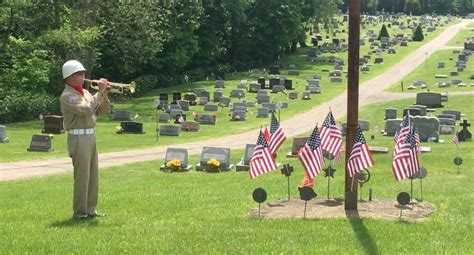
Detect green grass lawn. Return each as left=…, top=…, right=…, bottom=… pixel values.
left=0, top=18, right=461, bottom=163
left=386, top=48, right=474, bottom=93
left=446, top=27, right=474, bottom=46
left=1, top=94, right=472, bottom=254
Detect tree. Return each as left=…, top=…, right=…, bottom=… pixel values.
left=405, top=0, right=422, bottom=15
left=413, top=25, right=424, bottom=41
left=378, top=24, right=390, bottom=40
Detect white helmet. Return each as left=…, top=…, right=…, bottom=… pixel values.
left=62, top=60, right=86, bottom=79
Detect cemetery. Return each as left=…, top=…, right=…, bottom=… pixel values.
left=0, top=2, right=473, bottom=254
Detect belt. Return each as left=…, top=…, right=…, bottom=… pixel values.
left=68, top=128, right=95, bottom=135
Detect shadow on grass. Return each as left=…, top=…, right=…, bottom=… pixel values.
left=48, top=218, right=99, bottom=228
left=346, top=211, right=379, bottom=255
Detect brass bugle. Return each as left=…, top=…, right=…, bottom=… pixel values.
left=85, top=79, right=136, bottom=94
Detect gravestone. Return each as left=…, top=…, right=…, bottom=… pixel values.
left=170, top=109, right=183, bottom=119
left=359, top=120, right=370, bottom=131
left=197, top=113, right=216, bottom=125
left=256, top=95, right=270, bottom=104
left=261, top=103, right=276, bottom=112
left=272, top=85, right=285, bottom=93
left=374, top=57, right=384, bottom=64
left=438, top=118, right=455, bottom=126
left=215, top=80, right=225, bottom=88
left=287, top=137, right=309, bottom=157
left=196, top=146, right=233, bottom=171
left=172, top=92, right=182, bottom=103
left=27, top=135, right=53, bottom=152
left=437, top=62, right=445, bottom=68
left=158, top=112, right=170, bottom=123
left=437, top=114, right=456, bottom=121
left=114, top=110, right=132, bottom=121
left=439, top=125, right=455, bottom=135
left=257, top=107, right=269, bottom=118
left=232, top=102, right=247, bottom=111
left=183, top=93, right=197, bottom=105
left=159, top=125, right=180, bottom=136
left=236, top=144, right=257, bottom=171
left=410, top=116, right=440, bottom=141
left=204, top=104, right=218, bottom=112
left=219, top=97, right=231, bottom=107
left=306, top=85, right=321, bottom=94
left=288, top=91, right=298, bottom=100
left=257, top=77, right=266, bottom=88
left=457, top=120, right=471, bottom=141
left=180, top=121, right=200, bottom=132
left=192, top=88, right=207, bottom=97
left=403, top=108, right=422, bottom=117
left=0, top=125, right=9, bottom=143
left=230, top=89, right=245, bottom=99
left=120, top=121, right=144, bottom=134
left=383, top=119, right=403, bottom=136
left=160, top=148, right=192, bottom=171
left=302, top=92, right=311, bottom=100
left=385, top=108, right=397, bottom=120
left=410, top=105, right=427, bottom=116
left=330, top=77, right=343, bottom=83
left=231, top=110, right=247, bottom=121
left=178, top=100, right=190, bottom=111
left=442, top=110, right=461, bottom=120
left=42, top=115, right=64, bottom=134
left=213, top=91, right=223, bottom=102
left=415, top=92, right=443, bottom=108
left=198, top=97, right=208, bottom=105
left=284, top=79, right=293, bottom=90
left=249, top=82, right=261, bottom=93
left=269, top=65, right=280, bottom=75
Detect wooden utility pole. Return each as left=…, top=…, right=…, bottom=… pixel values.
left=345, top=0, right=361, bottom=210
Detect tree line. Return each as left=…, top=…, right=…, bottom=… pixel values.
left=0, top=0, right=472, bottom=123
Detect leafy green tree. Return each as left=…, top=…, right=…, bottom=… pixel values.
left=405, top=0, right=422, bottom=15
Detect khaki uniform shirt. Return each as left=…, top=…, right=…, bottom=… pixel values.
left=60, top=85, right=110, bottom=130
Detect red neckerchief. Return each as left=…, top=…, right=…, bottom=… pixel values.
left=67, top=83, right=84, bottom=96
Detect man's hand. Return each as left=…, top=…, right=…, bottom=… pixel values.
left=98, top=78, right=110, bottom=94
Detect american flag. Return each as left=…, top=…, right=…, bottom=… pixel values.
left=453, top=132, right=460, bottom=150
left=298, top=126, right=324, bottom=179
left=320, top=110, right=343, bottom=157
left=347, top=126, right=374, bottom=177
left=268, top=112, right=286, bottom=154
left=391, top=128, right=421, bottom=181
left=394, top=114, right=410, bottom=143
left=393, top=115, right=411, bottom=155
left=249, top=129, right=277, bottom=179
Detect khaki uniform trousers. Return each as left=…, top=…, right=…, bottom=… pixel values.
left=68, top=133, right=99, bottom=217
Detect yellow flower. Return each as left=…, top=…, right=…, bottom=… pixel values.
left=166, top=159, right=182, bottom=169
left=207, top=159, right=220, bottom=167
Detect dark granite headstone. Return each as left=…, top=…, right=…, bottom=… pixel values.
left=27, top=135, right=53, bottom=152
left=120, top=121, right=144, bottom=134
left=196, top=146, right=233, bottom=171
left=180, top=121, right=200, bottom=132
left=236, top=144, right=257, bottom=171
left=288, top=137, right=309, bottom=156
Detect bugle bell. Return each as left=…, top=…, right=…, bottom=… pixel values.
left=85, top=79, right=136, bottom=94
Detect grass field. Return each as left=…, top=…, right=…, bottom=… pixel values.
left=0, top=17, right=461, bottom=163
left=1, top=94, right=472, bottom=254
left=386, top=49, right=474, bottom=93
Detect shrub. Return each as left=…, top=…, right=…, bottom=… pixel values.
left=0, top=90, right=60, bottom=123
left=413, top=25, right=424, bottom=41
left=378, top=24, right=390, bottom=40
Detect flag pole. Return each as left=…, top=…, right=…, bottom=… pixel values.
left=345, top=0, right=361, bottom=210
left=327, top=158, right=332, bottom=200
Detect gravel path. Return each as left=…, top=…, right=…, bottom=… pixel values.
left=1, top=19, right=472, bottom=181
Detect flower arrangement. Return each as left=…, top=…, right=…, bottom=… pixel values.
left=166, top=159, right=182, bottom=171
left=206, top=158, right=221, bottom=173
